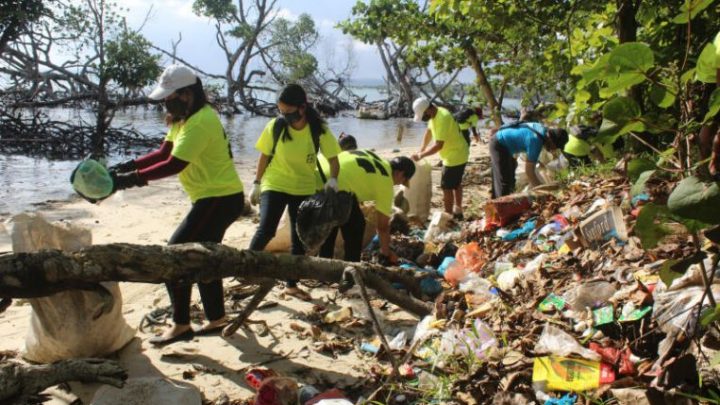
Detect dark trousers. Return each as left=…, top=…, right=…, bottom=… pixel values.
left=167, top=192, right=244, bottom=325
left=319, top=196, right=365, bottom=262
left=248, top=190, right=309, bottom=288
left=489, top=135, right=518, bottom=199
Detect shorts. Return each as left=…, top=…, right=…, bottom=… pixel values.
left=441, top=163, right=466, bottom=190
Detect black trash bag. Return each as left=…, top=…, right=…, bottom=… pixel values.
left=296, top=189, right=354, bottom=252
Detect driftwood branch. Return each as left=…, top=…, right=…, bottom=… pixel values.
left=0, top=359, right=126, bottom=403
left=0, top=243, right=433, bottom=317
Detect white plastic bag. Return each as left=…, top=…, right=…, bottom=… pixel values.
left=404, top=159, right=432, bottom=222
left=534, top=323, right=600, bottom=361
left=9, top=213, right=135, bottom=363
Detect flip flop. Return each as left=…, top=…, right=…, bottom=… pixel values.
left=148, top=329, right=194, bottom=346
left=192, top=322, right=229, bottom=336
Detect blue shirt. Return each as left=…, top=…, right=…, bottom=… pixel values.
left=496, top=122, right=546, bottom=162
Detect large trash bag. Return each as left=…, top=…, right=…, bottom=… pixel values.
left=296, top=189, right=354, bottom=252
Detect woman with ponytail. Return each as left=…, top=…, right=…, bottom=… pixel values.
left=248, top=84, right=341, bottom=300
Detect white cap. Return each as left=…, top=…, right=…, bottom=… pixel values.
left=148, top=65, right=197, bottom=100
left=412, top=97, right=430, bottom=122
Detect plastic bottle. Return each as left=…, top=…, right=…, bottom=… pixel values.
left=323, top=307, right=353, bottom=324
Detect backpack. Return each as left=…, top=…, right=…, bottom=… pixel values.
left=270, top=117, right=327, bottom=183
left=453, top=108, right=476, bottom=124
left=570, top=125, right=598, bottom=141
left=499, top=120, right=544, bottom=140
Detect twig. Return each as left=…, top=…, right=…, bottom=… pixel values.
left=222, top=279, right=276, bottom=337
left=345, top=266, right=400, bottom=378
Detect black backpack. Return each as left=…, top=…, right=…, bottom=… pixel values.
left=499, top=120, right=544, bottom=140
left=270, top=117, right=327, bottom=183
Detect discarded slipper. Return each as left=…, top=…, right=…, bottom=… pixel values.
left=192, top=322, right=229, bottom=336
left=148, top=329, right=194, bottom=346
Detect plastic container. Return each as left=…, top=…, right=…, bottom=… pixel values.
left=71, top=159, right=114, bottom=200
left=404, top=159, right=432, bottom=222
left=532, top=356, right=615, bottom=392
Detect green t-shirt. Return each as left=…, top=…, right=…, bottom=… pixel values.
left=165, top=105, right=243, bottom=203
left=428, top=107, right=469, bottom=166
left=319, top=150, right=394, bottom=217
left=458, top=113, right=480, bottom=131
left=256, top=118, right=341, bottom=196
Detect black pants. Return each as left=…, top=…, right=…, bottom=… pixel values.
left=489, top=135, right=518, bottom=199
left=318, top=195, right=365, bottom=262
left=248, top=190, right=309, bottom=288
left=167, top=192, right=244, bottom=325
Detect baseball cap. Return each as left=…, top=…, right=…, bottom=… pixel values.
left=412, top=97, right=430, bottom=122
left=391, top=156, right=416, bottom=187
left=148, top=65, right=197, bottom=100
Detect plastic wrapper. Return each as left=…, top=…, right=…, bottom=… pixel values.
left=296, top=190, right=354, bottom=252
left=534, top=323, right=600, bottom=361
left=532, top=356, right=615, bottom=392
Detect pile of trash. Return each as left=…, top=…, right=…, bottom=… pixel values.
left=350, top=174, right=720, bottom=404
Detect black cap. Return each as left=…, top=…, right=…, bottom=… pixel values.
left=338, top=133, right=358, bottom=151
left=547, top=128, right=569, bottom=150
left=390, top=156, right=416, bottom=187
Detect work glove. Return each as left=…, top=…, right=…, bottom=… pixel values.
left=108, top=159, right=137, bottom=174
left=111, top=171, right=147, bottom=192
left=250, top=182, right=261, bottom=206
left=325, top=177, right=338, bottom=192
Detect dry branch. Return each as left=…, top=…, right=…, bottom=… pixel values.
left=0, top=358, right=126, bottom=404
left=0, top=243, right=433, bottom=317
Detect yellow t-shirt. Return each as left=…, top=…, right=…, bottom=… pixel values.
left=319, top=150, right=394, bottom=217
left=165, top=105, right=243, bottom=203
left=428, top=107, right=469, bottom=166
left=714, top=31, right=720, bottom=68
left=458, top=113, right=479, bottom=131
left=256, top=118, right=341, bottom=196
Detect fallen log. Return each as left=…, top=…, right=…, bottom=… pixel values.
left=0, top=358, right=126, bottom=404
left=0, top=243, right=433, bottom=317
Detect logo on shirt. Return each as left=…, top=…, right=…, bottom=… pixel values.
left=306, top=154, right=315, bottom=164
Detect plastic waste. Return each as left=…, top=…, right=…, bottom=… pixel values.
left=494, top=261, right=514, bottom=276
left=502, top=219, right=537, bottom=241
left=305, top=389, right=350, bottom=405
left=255, top=377, right=298, bottom=405
left=578, top=206, right=628, bottom=248
left=323, top=307, right=353, bottom=324
left=455, top=242, right=485, bottom=273
left=299, top=385, right=321, bottom=404
left=564, top=280, right=616, bottom=312
left=439, top=318, right=497, bottom=359
left=458, top=273, right=494, bottom=299
left=297, top=190, right=354, bottom=251
left=360, top=342, right=379, bottom=354
left=388, top=331, right=407, bottom=351
left=245, top=368, right=278, bottom=390
left=424, top=211, right=453, bottom=242
left=443, top=260, right=469, bottom=286
left=420, top=277, right=443, bottom=297
left=544, top=393, right=577, bottom=405
left=411, top=315, right=440, bottom=347
left=71, top=159, right=114, bottom=201
left=538, top=293, right=566, bottom=312
left=497, top=269, right=521, bottom=290
left=524, top=254, right=547, bottom=273
left=532, top=356, right=615, bottom=392
left=437, top=256, right=456, bottom=276
left=534, top=323, right=601, bottom=361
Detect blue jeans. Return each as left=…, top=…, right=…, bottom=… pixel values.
left=249, top=190, right=310, bottom=288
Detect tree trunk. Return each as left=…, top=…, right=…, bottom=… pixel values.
left=0, top=243, right=433, bottom=317
left=0, top=359, right=126, bottom=403
left=464, top=45, right=502, bottom=127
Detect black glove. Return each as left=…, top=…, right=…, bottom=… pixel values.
left=111, top=171, right=148, bottom=192
left=108, top=159, right=137, bottom=174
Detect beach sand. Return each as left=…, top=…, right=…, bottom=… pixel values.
left=0, top=142, right=489, bottom=404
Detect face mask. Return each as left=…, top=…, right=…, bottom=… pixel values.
left=165, top=98, right=187, bottom=118
left=282, top=110, right=302, bottom=124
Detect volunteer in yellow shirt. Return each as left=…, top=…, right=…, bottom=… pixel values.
left=563, top=125, right=615, bottom=167
left=109, top=65, right=244, bottom=345
left=317, top=149, right=415, bottom=264
left=248, top=84, right=341, bottom=301
left=411, top=97, right=470, bottom=219
left=456, top=107, right=483, bottom=144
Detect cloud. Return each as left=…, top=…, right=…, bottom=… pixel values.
left=273, top=7, right=299, bottom=21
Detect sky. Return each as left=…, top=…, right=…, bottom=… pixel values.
left=121, top=0, right=383, bottom=82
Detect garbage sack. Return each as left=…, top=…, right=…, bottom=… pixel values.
left=92, top=377, right=202, bottom=405
left=9, top=213, right=134, bottom=363
left=534, top=323, right=600, bottom=361
left=71, top=159, right=114, bottom=201
left=296, top=190, right=354, bottom=252
left=404, top=159, right=432, bottom=222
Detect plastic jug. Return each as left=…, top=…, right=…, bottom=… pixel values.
left=404, top=159, right=432, bottom=222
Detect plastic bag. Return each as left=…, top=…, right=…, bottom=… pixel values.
left=70, top=159, right=114, bottom=201
left=455, top=242, right=485, bottom=274
left=9, top=213, right=135, bottom=363
left=534, top=323, right=600, bottom=361
left=564, top=280, right=616, bottom=312
left=533, top=356, right=615, bottom=392
left=296, top=190, right=354, bottom=252
left=404, top=159, right=432, bottom=222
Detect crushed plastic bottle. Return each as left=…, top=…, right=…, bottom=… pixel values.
left=324, top=307, right=353, bottom=324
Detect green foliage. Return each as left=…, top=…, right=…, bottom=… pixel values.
left=105, top=30, right=160, bottom=89
left=635, top=203, right=671, bottom=249
left=192, top=0, right=236, bottom=22
left=667, top=176, right=720, bottom=225
left=704, top=88, right=720, bottom=122
left=627, top=158, right=657, bottom=182
left=696, top=43, right=719, bottom=83
left=268, top=13, right=319, bottom=82
left=631, top=170, right=656, bottom=196
left=0, top=0, right=45, bottom=51
left=659, top=259, right=685, bottom=286
left=671, top=0, right=716, bottom=24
